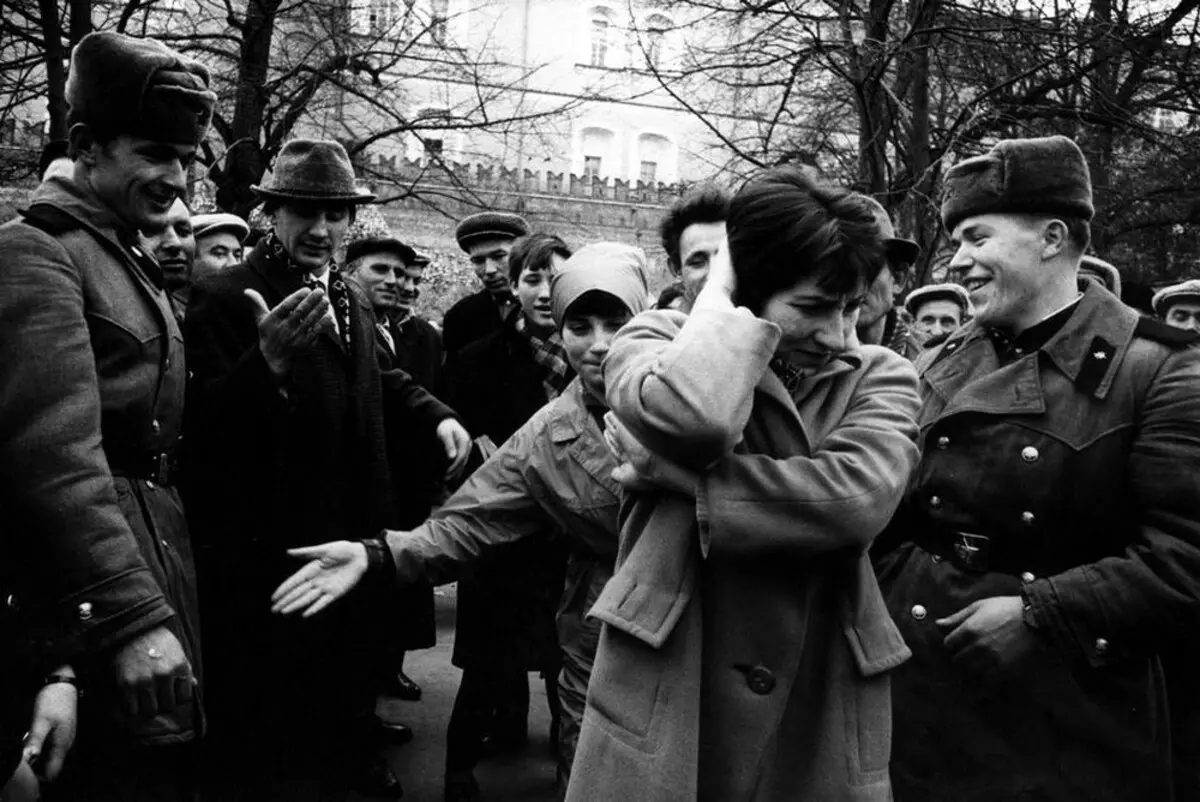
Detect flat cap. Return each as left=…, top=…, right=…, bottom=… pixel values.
left=1152, top=279, right=1200, bottom=317
left=67, top=32, right=215, bottom=146
left=1078, top=255, right=1122, bottom=297
left=941, top=135, right=1094, bottom=233
left=905, top=283, right=971, bottom=317
left=345, top=236, right=417, bottom=266
left=455, top=212, right=529, bottom=252
left=853, top=195, right=920, bottom=266
left=191, top=212, right=249, bottom=242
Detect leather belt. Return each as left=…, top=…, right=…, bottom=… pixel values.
left=108, top=451, right=175, bottom=487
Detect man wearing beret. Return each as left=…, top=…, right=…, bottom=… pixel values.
left=1153, top=278, right=1200, bottom=334
left=0, top=31, right=211, bottom=801
left=182, top=138, right=470, bottom=799
left=874, top=135, right=1200, bottom=800
left=442, top=211, right=529, bottom=356
left=190, top=212, right=248, bottom=286
left=904, top=282, right=970, bottom=347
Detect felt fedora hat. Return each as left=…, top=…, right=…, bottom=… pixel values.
left=252, top=139, right=376, bottom=205
left=853, top=195, right=921, bottom=266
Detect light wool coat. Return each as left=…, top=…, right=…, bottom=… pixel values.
left=567, top=307, right=921, bottom=801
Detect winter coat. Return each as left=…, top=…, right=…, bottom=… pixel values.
left=874, top=282, right=1200, bottom=801
left=441, top=317, right=570, bottom=672
left=386, top=376, right=621, bottom=762
left=568, top=307, right=921, bottom=802
left=181, top=240, right=454, bottom=762
left=442, top=289, right=513, bottom=357
left=0, top=175, right=200, bottom=746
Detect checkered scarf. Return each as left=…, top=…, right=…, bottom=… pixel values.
left=514, top=314, right=572, bottom=401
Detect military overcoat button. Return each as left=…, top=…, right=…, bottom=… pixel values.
left=146, top=480, right=156, bottom=490
left=936, top=436, right=950, bottom=450
left=911, top=604, right=928, bottom=621
left=745, top=665, right=776, bottom=695
left=1021, top=572, right=1035, bottom=583
left=1094, top=637, right=1109, bottom=655
left=151, top=419, right=161, bottom=435
left=929, top=496, right=943, bottom=509
left=930, top=554, right=943, bottom=564
left=1021, top=446, right=1040, bottom=463
left=5, top=594, right=16, bottom=609
left=78, top=602, right=93, bottom=621
left=1021, top=511, right=1036, bottom=525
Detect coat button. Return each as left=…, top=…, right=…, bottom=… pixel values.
left=930, top=554, right=942, bottom=564
left=1021, top=446, right=1040, bottom=463
left=936, top=436, right=950, bottom=450
left=78, top=602, right=93, bottom=621
left=745, top=665, right=776, bottom=695
left=1021, top=511, right=1035, bottom=525
left=929, top=495, right=943, bottom=509
left=5, top=594, right=16, bottom=610
left=151, top=419, right=161, bottom=435
left=146, top=480, right=156, bottom=490
left=911, top=604, right=928, bottom=621
left=1021, top=571, right=1035, bottom=583
left=1094, top=637, right=1109, bottom=655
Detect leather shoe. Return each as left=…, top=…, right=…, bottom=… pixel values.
left=355, top=757, right=404, bottom=799
left=376, top=720, right=414, bottom=746
left=382, top=670, right=422, bottom=701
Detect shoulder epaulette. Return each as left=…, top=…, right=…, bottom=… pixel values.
left=20, top=203, right=81, bottom=237
left=1135, top=315, right=1200, bottom=348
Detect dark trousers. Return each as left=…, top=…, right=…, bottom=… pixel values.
left=445, top=665, right=528, bottom=775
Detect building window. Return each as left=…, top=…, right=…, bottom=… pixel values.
left=590, top=18, right=609, bottom=67
left=644, top=14, right=670, bottom=69
left=424, top=138, right=444, bottom=161
left=584, top=155, right=602, bottom=181
left=639, top=160, right=657, bottom=185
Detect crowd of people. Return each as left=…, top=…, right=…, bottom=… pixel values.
left=3, top=29, right=1200, bottom=802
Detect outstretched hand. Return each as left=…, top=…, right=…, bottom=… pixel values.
left=245, top=287, right=330, bottom=379
left=270, top=541, right=369, bottom=617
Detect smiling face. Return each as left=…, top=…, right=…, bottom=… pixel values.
left=192, top=230, right=243, bottom=284
left=467, top=236, right=516, bottom=299
left=82, top=133, right=197, bottom=232
left=913, top=298, right=964, bottom=339
left=513, top=253, right=566, bottom=332
left=347, top=250, right=408, bottom=313
left=948, top=213, right=1067, bottom=333
left=140, top=197, right=195, bottom=291
left=274, top=202, right=351, bottom=273
left=759, top=272, right=866, bottom=371
left=677, top=221, right=726, bottom=308
left=561, top=293, right=634, bottom=403
left=1165, top=300, right=1200, bottom=333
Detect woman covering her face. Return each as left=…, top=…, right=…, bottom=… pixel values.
left=566, top=169, right=923, bottom=801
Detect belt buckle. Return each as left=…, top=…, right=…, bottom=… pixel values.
left=953, top=532, right=991, bottom=571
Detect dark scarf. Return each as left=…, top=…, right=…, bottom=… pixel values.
left=514, top=314, right=572, bottom=401
left=265, top=230, right=354, bottom=358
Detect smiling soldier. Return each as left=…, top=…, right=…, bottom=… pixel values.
left=875, top=135, right=1200, bottom=802
left=0, top=31, right=212, bottom=801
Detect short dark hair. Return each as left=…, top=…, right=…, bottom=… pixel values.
left=507, top=232, right=571, bottom=284
left=659, top=185, right=731, bottom=275
left=727, top=168, right=887, bottom=315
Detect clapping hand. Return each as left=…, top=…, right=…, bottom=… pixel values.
left=271, top=541, right=369, bottom=617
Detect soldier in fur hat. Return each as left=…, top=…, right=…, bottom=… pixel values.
left=0, top=31, right=213, bottom=801
left=875, top=135, right=1200, bottom=801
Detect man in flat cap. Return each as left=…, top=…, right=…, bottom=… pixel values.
left=183, top=139, right=469, bottom=799
left=852, top=195, right=925, bottom=359
left=874, top=134, right=1200, bottom=801
left=190, top=211, right=248, bottom=286
left=0, top=31, right=212, bottom=801
left=904, top=282, right=970, bottom=347
left=1153, top=278, right=1200, bottom=334
left=442, top=210, right=529, bottom=356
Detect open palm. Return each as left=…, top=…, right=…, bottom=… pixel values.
left=270, top=541, right=368, bottom=617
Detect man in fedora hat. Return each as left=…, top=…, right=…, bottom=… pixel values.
left=182, top=138, right=470, bottom=799
left=0, top=31, right=210, bottom=801
left=852, top=195, right=923, bottom=359
left=874, top=135, right=1200, bottom=801
left=442, top=210, right=530, bottom=356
